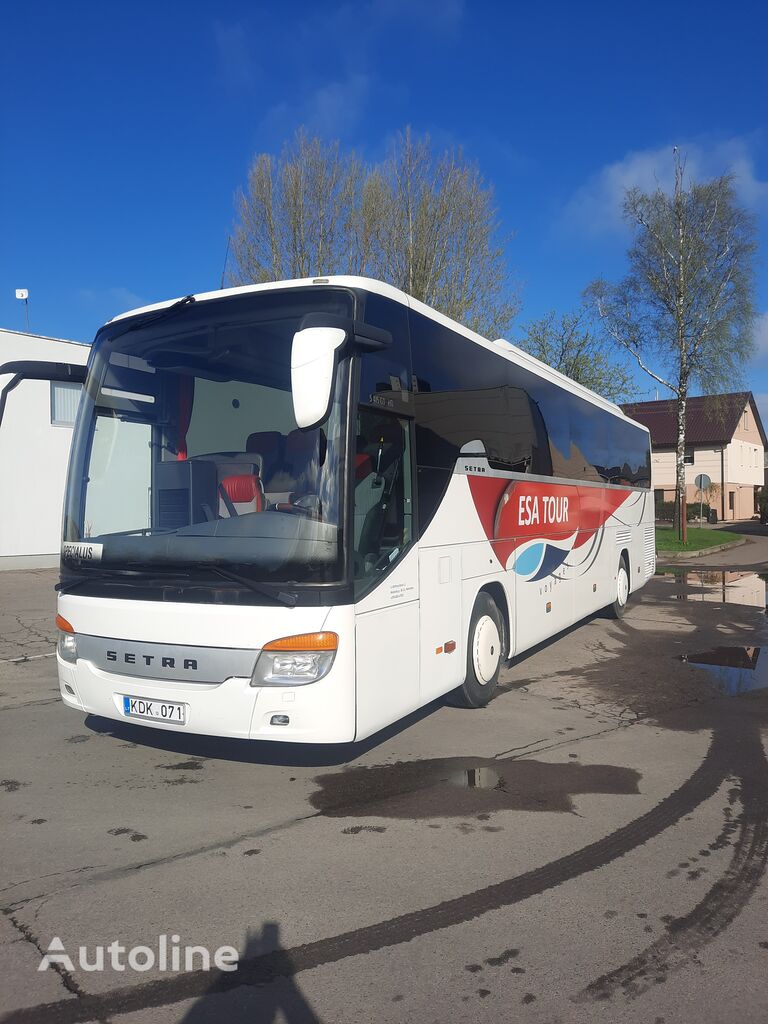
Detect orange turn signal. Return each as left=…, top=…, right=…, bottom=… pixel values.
left=55, top=614, right=74, bottom=634
left=263, top=632, right=338, bottom=652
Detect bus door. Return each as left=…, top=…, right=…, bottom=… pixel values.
left=352, top=409, right=420, bottom=739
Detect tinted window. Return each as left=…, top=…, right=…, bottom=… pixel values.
left=409, top=312, right=551, bottom=475
left=358, top=292, right=412, bottom=414
left=409, top=309, right=650, bottom=486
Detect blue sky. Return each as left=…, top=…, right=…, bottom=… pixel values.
left=2, top=0, right=766, bottom=409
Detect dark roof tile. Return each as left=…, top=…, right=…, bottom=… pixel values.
left=622, top=392, right=766, bottom=447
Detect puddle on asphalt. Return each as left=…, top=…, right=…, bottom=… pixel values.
left=310, top=757, right=641, bottom=819
left=655, top=570, right=768, bottom=609
left=450, top=767, right=504, bottom=790
left=682, top=646, right=768, bottom=696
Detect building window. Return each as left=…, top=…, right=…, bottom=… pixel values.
left=684, top=448, right=694, bottom=465
left=744, top=410, right=749, bottom=430
left=50, top=382, right=82, bottom=426
left=728, top=491, right=735, bottom=512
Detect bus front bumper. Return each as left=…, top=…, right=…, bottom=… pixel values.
left=56, top=609, right=356, bottom=745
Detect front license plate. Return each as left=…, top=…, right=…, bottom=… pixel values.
left=122, top=695, right=186, bottom=725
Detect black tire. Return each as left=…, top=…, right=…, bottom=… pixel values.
left=606, top=554, right=630, bottom=619
left=449, top=592, right=506, bottom=709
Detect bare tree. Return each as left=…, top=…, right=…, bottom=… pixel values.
left=587, top=151, right=757, bottom=540
left=519, top=306, right=635, bottom=402
left=230, top=128, right=518, bottom=338
left=366, top=128, right=518, bottom=336
left=231, top=130, right=365, bottom=282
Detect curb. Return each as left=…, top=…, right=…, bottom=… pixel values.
left=656, top=537, right=748, bottom=562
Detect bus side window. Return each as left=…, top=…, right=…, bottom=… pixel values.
left=353, top=408, right=413, bottom=588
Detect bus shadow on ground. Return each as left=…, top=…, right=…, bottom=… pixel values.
left=83, top=697, right=445, bottom=768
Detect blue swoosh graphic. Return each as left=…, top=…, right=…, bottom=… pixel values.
left=513, top=543, right=544, bottom=576
left=529, top=544, right=570, bottom=581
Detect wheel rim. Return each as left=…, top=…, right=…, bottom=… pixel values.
left=617, top=565, right=629, bottom=606
left=473, top=615, right=501, bottom=684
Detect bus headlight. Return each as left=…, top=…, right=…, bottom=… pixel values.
left=55, top=614, right=78, bottom=664
left=58, top=632, right=78, bottom=663
left=251, top=632, right=337, bottom=687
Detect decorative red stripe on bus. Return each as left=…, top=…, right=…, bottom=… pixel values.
left=467, top=476, right=632, bottom=567
left=573, top=488, right=633, bottom=548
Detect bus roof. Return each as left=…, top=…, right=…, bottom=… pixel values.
left=108, top=276, right=647, bottom=431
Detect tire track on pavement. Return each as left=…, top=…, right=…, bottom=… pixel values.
left=3, top=716, right=730, bottom=1024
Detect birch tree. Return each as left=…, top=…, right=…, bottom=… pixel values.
left=230, top=128, right=518, bottom=338
left=587, top=151, right=756, bottom=540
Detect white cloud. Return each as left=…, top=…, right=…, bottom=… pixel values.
left=751, top=311, right=768, bottom=363
left=262, top=73, right=371, bottom=138
left=369, top=0, right=464, bottom=32
left=752, top=392, right=768, bottom=430
left=79, top=287, right=144, bottom=316
left=214, top=21, right=255, bottom=92
left=255, top=0, right=462, bottom=140
left=564, top=136, right=768, bottom=236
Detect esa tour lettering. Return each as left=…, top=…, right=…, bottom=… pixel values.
left=518, top=494, right=570, bottom=527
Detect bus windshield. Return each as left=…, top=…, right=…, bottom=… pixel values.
left=62, top=289, right=354, bottom=586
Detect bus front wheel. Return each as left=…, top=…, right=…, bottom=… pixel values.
left=607, top=555, right=630, bottom=619
left=449, top=592, right=506, bottom=709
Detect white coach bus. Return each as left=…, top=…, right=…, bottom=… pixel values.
left=1, top=277, right=654, bottom=743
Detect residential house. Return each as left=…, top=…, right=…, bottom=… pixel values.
left=622, top=392, right=766, bottom=521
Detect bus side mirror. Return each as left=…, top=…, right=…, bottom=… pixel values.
left=291, top=326, right=347, bottom=429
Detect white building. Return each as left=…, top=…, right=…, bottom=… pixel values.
left=0, top=328, right=90, bottom=568
left=623, top=392, right=766, bottom=521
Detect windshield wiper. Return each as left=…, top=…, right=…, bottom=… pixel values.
left=57, top=563, right=298, bottom=606
left=105, top=293, right=196, bottom=343
left=205, top=566, right=297, bottom=607
left=56, top=569, right=192, bottom=594
left=57, top=574, right=117, bottom=594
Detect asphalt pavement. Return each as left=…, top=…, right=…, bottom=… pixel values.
left=1, top=563, right=768, bottom=1023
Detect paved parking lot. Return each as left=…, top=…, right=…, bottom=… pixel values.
left=2, top=563, right=768, bottom=1023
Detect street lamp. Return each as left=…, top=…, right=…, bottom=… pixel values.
left=14, top=289, right=30, bottom=331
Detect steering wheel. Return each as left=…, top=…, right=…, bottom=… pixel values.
left=281, top=494, right=321, bottom=519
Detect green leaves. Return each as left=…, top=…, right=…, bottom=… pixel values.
left=519, top=307, right=635, bottom=403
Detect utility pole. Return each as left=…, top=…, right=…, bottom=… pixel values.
left=219, top=238, right=230, bottom=290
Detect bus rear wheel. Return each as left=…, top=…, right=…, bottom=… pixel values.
left=450, top=592, right=506, bottom=709
left=607, top=555, right=630, bottom=619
